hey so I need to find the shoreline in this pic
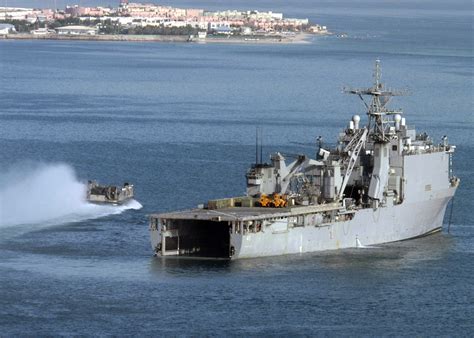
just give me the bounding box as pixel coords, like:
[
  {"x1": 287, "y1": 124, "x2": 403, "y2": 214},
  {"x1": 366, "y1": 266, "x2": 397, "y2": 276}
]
[{"x1": 0, "y1": 32, "x2": 321, "y2": 44}]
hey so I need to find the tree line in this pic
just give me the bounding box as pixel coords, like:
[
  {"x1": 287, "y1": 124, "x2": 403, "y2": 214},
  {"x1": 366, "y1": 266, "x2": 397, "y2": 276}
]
[{"x1": 1, "y1": 18, "x2": 203, "y2": 36}]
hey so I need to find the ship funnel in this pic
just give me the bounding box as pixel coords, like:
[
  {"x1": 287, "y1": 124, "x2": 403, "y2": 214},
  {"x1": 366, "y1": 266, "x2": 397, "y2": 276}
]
[{"x1": 352, "y1": 115, "x2": 360, "y2": 129}]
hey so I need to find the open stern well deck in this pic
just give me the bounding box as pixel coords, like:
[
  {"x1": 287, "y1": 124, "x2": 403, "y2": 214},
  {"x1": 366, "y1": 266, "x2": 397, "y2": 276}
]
[{"x1": 150, "y1": 204, "x2": 340, "y2": 259}]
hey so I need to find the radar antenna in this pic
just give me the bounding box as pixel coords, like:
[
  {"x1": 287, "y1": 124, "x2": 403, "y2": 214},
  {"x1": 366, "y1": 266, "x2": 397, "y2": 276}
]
[{"x1": 343, "y1": 60, "x2": 408, "y2": 142}]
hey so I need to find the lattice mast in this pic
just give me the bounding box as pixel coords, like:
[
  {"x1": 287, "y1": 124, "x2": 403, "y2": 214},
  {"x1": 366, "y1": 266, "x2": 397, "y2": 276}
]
[{"x1": 344, "y1": 60, "x2": 406, "y2": 142}]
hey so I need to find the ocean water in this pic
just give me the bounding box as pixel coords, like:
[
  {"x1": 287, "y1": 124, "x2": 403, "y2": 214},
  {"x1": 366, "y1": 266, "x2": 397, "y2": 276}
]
[{"x1": 0, "y1": 0, "x2": 473, "y2": 335}]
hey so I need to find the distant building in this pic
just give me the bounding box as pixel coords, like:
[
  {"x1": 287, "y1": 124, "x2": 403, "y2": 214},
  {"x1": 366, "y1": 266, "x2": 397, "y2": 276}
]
[
  {"x1": 65, "y1": 6, "x2": 111, "y2": 17},
  {"x1": 213, "y1": 26, "x2": 232, "y2": 35},
  {"x1": 56, "y1": 25, "x2": 98, "y2": 35},
  {"x1": 241, "y1": 26, "x2": 252, "y2": 35},
  {"x1": 208, "y1": 21, "x2": 230, "y2": 31},
  {"x1": 31, "y1": 28, "x2": 56, "y2": 35},
  {"x1": 185, "y1": 8, "x2": 204, "y2": 19},
  {"x1": 0, "y1": 7, "x2": 35, "y2": 21},
  {"x1": 308, "y1": 25, "x2": 328, "y2": 33},
  {"x1": 36, "y1": 15, "x2": 47, "y2": 22},
  {"x1": 0, "y1": 23, "x2": 16, "y2": 34}
]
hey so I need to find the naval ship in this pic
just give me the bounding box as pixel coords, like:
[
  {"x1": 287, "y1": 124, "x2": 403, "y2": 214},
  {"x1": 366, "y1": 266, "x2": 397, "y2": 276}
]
[{"x1": 150, "y1": 61, "x2": 460, "y2": 259}]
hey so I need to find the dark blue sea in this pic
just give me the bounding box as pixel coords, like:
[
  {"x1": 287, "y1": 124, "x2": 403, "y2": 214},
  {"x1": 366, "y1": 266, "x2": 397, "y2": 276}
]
[{"x1": 1, "y1": 0, "x2": 473, "y2": 335}]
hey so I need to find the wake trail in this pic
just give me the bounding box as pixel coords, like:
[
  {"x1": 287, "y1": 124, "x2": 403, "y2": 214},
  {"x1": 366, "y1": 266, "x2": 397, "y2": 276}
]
[{"x1": 0, "y1": 163, "x2": 142, "y2": 228}]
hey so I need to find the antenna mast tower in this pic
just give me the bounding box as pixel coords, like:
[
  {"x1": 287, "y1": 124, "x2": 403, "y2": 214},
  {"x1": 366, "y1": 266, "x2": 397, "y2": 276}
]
[{"x1": 344, "y1": 60, "x2": 407, "y2": 142}]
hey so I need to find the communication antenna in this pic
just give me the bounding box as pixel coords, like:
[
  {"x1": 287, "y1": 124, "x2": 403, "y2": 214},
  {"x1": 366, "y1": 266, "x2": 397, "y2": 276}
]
[
  {"x1": 255, "y1": 127, "x2": 259, "y2": 165},
  {"x1": 254, "y1": 126, "x2": 264, "y2": 165},
  {"x1": 343, "y1": 60, "x2": 408, "y2": 142}
]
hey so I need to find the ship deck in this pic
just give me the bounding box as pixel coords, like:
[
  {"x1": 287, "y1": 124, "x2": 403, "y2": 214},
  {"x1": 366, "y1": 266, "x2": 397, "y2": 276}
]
[{"x1": 152, "y1": 203, "x2": 341, "y2": 222}]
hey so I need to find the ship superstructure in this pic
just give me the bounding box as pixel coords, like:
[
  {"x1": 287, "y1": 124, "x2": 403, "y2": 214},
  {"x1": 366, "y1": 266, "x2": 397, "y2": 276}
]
[{"x1": 150, "y1": 61, "x2": 459, "y2": 259}]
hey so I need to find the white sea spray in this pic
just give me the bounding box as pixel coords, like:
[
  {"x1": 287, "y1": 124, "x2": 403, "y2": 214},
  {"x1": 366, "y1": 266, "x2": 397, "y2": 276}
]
[{"x1": 0, "y1": 163, "x2": 142, "y2": 228}]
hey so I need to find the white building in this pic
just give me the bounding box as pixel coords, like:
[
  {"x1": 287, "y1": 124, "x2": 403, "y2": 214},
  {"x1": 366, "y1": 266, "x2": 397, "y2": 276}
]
[
  {"x1": 0, "y1": 7, "x2": 36, "y2": 21},
  {"x1": 0, "y1": 23, "x2": 16, "y2": 34},
  {"x1": 184, "y1": 21, "x2": 208, "y2": 30},
  {"x1": 247, "y1": 11, "x2": 283, "y2": 20},
  {"x1": 31, "y1": 28, "x2": 56, "y2": 35},
  {"x1": 241, "y1": 26, "x2": 252, "y2": 35},
  {"x1": 208, "y1": 21, "x2": 231, "y2": 30},
  {"x1": 56, "y1": 25, "x2": 98, "y2": 35}
]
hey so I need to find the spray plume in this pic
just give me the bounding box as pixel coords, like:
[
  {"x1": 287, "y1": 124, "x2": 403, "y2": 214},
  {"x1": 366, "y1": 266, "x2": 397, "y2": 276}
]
[{"x1": 0, "y1": 163, "x2": 141, "y2": 228}]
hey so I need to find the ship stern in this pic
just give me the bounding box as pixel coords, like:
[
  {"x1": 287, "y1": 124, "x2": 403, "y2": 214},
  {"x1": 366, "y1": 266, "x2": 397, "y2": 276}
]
[{"x1": 149, "y1": 215, "x2": 233, "y2": 259}]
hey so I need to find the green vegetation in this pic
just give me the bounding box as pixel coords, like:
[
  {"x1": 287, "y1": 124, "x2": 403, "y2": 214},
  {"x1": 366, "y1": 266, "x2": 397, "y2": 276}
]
[
  {"x1": 0, "y1": 17, "x2": 93, "y2": 32},
  {"x1": 48, "y1": 17, "x2": 89, "y2": 28},
  {"x1": 3, "y1": 17, "x2": 304, "y2": 37},
  {"x1": 0, "y1": 18, "x2": 200, "y2": 36},
  {"x1": 120, "y1": 25, "x2": 200, "y2": 36},
  {"x1": 0, "y1": 19, "x2": 35, "y2": 32}
]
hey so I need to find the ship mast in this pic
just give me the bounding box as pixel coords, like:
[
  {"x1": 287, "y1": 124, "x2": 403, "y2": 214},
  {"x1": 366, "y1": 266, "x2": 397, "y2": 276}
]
[{"x1": 344, "y1": 60, "x2": 406, "y2": 142}]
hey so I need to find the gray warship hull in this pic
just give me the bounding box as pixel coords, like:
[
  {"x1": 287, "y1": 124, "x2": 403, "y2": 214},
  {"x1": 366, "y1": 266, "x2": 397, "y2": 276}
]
[
  {"x1": 230, "y1": 192, "x2": 453, "y2": 259},
  {"x1": 150, "y1": 185, "x2": 455, "y2": 260}
]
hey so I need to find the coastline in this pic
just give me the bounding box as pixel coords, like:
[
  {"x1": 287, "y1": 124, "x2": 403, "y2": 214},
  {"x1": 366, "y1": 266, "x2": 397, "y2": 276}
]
[{"x1": 0, "y1": 32, "x2": 318, "y2": 44}]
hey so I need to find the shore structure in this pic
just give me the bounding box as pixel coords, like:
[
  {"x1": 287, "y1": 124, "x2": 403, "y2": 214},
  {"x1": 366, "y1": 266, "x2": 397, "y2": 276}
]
[
  {"x1": 149, "y1": 61, "x2": 459, "y2": 259},
  {"x1": 1, "y1": 32, "x2": 311, "y2": 44},
  {"x1": 0, "y1": 1, "x2": 328, "y2": 43}
]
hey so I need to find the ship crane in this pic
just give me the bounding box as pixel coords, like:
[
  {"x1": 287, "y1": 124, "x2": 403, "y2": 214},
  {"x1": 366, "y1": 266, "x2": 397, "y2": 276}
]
[
  {"x1": 278, "y1": 154, "x2": 322, "y2": 195},
  {"x1": 338, "y1": 127, "x2": 368, "y2": 200}
]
